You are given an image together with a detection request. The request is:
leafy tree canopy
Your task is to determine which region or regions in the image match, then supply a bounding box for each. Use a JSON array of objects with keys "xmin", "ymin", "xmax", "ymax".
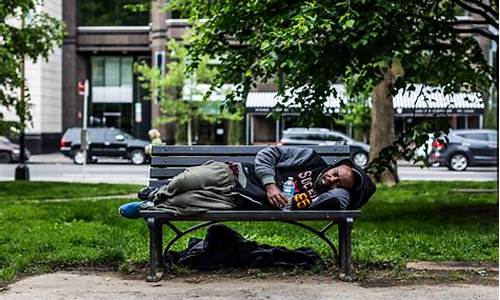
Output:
[
  {"xmin": 168, "ymin": 0, "xmax": 493, "ymax": 122},
  {"xmin": 0, "ymin": 0, "xmax": 64, "ymax": 134}
]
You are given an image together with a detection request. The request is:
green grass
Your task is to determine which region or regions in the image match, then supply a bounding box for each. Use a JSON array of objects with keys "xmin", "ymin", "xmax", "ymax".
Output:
[
  {"xmin": 0, "ymin": 180, "xmax": 497, "ymax": 285},
  {"xmin": 0, "ymin": 181, "xmax": 140, "ymax": 201}
]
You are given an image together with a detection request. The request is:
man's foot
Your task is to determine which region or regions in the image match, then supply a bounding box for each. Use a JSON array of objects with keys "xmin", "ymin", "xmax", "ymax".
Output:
[
  {"xmin": 119, "ymin": 201, "xmax": 153, "ymax": 219},
  {"xmin": 138, "ymin": 186, "xmax": 159, "ymax": 201}
]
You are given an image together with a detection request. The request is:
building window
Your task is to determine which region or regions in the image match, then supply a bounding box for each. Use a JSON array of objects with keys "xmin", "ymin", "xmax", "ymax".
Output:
[
  {"xmin": 91, "ymin": 56, "xmax": 133, "ymax": 103},
  {"xmin": 78, "ymin": 0, "xmax": 149, "ymax": 26}
]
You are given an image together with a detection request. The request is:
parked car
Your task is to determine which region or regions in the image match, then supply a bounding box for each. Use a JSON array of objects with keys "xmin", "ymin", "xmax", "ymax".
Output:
[
  {"xmin": 429, "ymin": 129, "xmax": 498, "ymax": 171},
  {"xmin": 279, "ymin": 127, "xmax": 370, "ymax": 167},
  {"xmin": 0, "ymin": 136, "xmax": 30, "ymax": 163},
  {"xmin": 60, "ymin": 128, "xmax": 150, "ymax": 165}
]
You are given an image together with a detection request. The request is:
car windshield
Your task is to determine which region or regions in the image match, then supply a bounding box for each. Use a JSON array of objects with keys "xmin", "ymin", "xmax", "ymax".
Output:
[{"xmin": 0, "ymin": 136, "xmax": 10, "ymax": 144}]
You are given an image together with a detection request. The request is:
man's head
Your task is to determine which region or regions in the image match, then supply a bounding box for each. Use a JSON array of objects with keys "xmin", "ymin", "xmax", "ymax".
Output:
[{"xmin": 320, "ymin": 165, "xmax": 355, "ymax": 189}]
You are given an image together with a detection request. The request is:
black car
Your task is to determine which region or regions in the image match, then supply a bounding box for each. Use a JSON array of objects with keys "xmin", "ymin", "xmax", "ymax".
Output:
[
  {"xmin": 278, "ymin": 127, "xmax": 370, "ymax": 167},
  {"xmin": 429, "ymin": 129, "xmax": 498, "ymax": 171},
  {"xmin": 60, "ymin": 128, "xmax": 150, "ymax": 165}
]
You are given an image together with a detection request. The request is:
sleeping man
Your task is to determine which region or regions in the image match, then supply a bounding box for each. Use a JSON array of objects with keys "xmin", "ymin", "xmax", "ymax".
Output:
[{"xmin": 119, "ymin": 146, "xmax": 376, "ymax": 217}]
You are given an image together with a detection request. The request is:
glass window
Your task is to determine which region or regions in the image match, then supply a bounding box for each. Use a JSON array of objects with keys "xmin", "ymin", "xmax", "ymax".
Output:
[
  {"xmin": 78, "ymin": 0, "xmax": 149, "ymax": 26},
  {"xmin": 88, "ymin": 129, "xmax": 106, "ymax": 142},
  {"xmin": 105, "ymin": 57, "xmax": 121, "ymax": 87},
  {"xmin": 326, "ymin": 134, "xmax": 345, "ymax": 142},
  {"xmin": 91, "ymin": 57, "xmax": 105, "ymax": 87},
  {"xmin": 92, "ymin": 56, "xmax": 133, "ymax": 87},
  {"xmin": 458, "ymin": 133, "xmax": 489, "ymax": 141},
  {"xmin": 488, "ymin": 133, "xmax": 497, "ymax": 143},
  {"xmin": 120, "ymin": 57, "xmax": 133, "ymax": 86}
]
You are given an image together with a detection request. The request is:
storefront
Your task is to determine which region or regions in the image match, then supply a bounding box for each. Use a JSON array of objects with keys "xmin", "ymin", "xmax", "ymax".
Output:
[{"xmin": 245, "ymin": 85, "xmax": 484, "ymax": 144}]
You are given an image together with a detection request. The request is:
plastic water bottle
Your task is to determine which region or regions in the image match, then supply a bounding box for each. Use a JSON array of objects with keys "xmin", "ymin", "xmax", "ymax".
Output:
[{"xmin": 282, "ymin": 177, "xmax": 295, "ymax": 211}]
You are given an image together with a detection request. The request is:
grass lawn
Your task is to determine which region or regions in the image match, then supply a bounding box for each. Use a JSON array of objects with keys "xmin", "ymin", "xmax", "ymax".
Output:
[{"xmin": 0, "ymin": 180, "xmax": 497, "ymax": 285}]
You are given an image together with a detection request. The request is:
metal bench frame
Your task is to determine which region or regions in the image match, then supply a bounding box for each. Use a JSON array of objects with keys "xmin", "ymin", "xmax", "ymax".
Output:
[{"xmin": 139, "ymin": 145, "xmax": 360, "ymax": 282}]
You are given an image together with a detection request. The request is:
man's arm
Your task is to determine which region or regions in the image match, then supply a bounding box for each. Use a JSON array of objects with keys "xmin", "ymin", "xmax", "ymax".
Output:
[
  {"xmin": 254, "ymin": 146, "xmax": 317, "ymax": 186},
  {"xmin": 254, "ymin": 146, "xmax": 318, "ymax": 208}
]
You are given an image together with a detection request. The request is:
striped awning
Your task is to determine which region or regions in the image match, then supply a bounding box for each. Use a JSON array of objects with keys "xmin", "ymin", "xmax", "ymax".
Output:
[{"xmin": 246, "ymin": 84, "xmax": 484, "ymax": 115}]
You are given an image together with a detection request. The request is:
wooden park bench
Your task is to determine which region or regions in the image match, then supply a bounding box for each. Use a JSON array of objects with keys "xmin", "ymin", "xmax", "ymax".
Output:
[{"xmin": 139, "ymin": 145, "xmax": 361, "ymax": 282}]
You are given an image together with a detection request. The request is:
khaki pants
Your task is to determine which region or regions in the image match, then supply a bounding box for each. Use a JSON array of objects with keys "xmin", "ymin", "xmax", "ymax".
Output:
[{"xmin": 154, "ymin": 161, "xmax": 238, "ymax": 215}]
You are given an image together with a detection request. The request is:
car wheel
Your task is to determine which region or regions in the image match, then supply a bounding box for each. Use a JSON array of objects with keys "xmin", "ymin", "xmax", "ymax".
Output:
[
  {"xmin": 72, "ymin": 150, "xmax": 86, "ymax": 165},
  {"xmin": 130, "ymin": 149, "xmax": 146, "ymax": 165},
  {"xmin": 0, "ymin": 152, "xmax": 11, "ymax": 163},
  {"xmin": 448, "ymin": 153, "xmax": 468, "ymax": 171},
  {"xmin": 352, "ymin": 151, "xmax": 369, "ymax": 167}
]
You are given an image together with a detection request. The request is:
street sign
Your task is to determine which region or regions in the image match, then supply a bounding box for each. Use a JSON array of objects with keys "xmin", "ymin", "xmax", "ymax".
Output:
[{"xmin": 78, "ymin": 80, "xmax": 89, "ymax": 96}]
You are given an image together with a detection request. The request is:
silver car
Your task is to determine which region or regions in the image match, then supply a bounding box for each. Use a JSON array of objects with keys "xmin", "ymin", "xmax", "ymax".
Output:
[
  {"xmin": 279, "ymin": 128, "xmax": 370, "ymax": 167},
  {"xmin": 0, "ymin": 136, "xmax": 31, "ymax": 163}
]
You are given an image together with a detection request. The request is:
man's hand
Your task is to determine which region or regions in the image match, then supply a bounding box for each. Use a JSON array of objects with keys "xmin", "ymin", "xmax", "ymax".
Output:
[{"xmin": 265, "ymin": 183, "xmax": 288, "ymax": 209}]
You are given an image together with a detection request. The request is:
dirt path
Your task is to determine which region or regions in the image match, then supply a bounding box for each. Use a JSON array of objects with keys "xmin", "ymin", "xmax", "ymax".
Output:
[{"xmin": 0, "ymin": 272, "xmax": 497, "ymax": 300}]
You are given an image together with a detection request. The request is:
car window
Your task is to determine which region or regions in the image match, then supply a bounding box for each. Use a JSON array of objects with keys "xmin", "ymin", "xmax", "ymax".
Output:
[
  {"xmin": 326, "ymin": 134, "xmax": 345, "ymax": 142},
  {"xmin": 456, "ymin": 133, "xmax": 489, "ymax": 141},
  {"xmin": 63, "ymin": 129, "xmax": 80, "ymax": 141},
  {"xmin": 0, "ymin": 136, "xmax": 10, "ymax": 144},
  {"xmin": 283, "ymin": 133, "xmax": 312, "ymax": 141},
  {"xmin": 488, "ymin": 133, "xmax": 497, "ymax": 143},
  {"xmin": 105, "ymin": 129, "xmax": 129, "ymax": 141},
  {"xmin": 88, "ymin": 129, "xmax": 106, "ymax": 142}
]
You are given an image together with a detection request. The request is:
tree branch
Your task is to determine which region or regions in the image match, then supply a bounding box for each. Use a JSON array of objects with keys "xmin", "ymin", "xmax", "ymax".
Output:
[
  {"xmin": 453, "ymin": 0, "xmax": 498, "ymax": 27},
  {"xmin": 453, "ymin": 27, "xmax": 499, "ymax": 42}
]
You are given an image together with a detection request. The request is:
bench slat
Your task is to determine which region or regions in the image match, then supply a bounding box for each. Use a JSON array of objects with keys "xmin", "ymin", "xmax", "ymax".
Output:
[
  {"xmin": 152, "ymin": 145, "xmax": 350, "ymax": 156},
  {"xmin": 151, "ymin": 155, "xmax": 349, "ymax": 167},
  {"xmin": 139, "ymin": 210, "xmax": 360, "ymax": 221},
  {"xmin": 151, "ymin": 156, "xmax": 256, "ymax": 167},
  {"xmin": 149, "ymin": 156, "xmax": 347, "ymax": 179}
]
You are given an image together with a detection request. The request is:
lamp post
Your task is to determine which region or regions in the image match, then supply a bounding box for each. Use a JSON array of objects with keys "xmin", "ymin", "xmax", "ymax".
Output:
[{"xmin": 15, "ymin": 16, "xmax": 29, "ymax": 181}]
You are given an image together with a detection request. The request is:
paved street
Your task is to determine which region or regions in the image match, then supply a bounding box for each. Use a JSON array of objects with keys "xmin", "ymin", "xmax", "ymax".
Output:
[{"xmin": 0, "ymin": 154, "xmax": 497, "ymax": 184}]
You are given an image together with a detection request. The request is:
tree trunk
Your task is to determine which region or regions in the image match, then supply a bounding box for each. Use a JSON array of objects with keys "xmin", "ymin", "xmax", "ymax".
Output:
[{"xmin": 369, "ymin": 70, "xmax": 399, "ymax": 185}]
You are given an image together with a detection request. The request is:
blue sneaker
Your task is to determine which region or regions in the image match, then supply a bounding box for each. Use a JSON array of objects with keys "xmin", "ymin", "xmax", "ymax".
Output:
[{"xmin": 119, "ymin": 201, "xmax": 147, "ymax": 219}]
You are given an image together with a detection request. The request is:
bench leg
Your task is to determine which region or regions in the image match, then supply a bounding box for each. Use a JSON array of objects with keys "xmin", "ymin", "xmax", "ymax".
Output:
[
  {"xmin": 338, "ymin": 218, "xmax": 354, "ymax": 281},
  {"xmin": 147, "ymin": 218, "xmax": 164, "ymax": 282}
]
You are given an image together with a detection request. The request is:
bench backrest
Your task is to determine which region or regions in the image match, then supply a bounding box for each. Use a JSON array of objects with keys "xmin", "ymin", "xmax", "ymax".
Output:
[{"xmin": 149, "ymin": 145, "xmax": 350, "ymax": 188}]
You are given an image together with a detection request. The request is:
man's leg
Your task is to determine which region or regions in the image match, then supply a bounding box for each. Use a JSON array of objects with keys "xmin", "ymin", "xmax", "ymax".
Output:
[{"xmin": 153, "ymin": 161, "xmax": 238, "ymax": 213}]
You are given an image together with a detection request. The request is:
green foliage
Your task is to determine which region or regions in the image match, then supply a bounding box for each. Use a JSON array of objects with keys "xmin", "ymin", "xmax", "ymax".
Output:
[
  {"xmin": 135, "ymin": 38, "xmax": 243, "ymax": 144},
  {"xmin": 0, "ymin": 181, "xmax": 497, "ymax": 285},
  {"xmin": 336, "ymin": 99, "xmax": 371, "ymax": 139},
  {"xmin": 228, "ymin": 119, "xmax": 244, "ymax": 145},
  {"xmin": 168, "ymin": 0, "xmax": 492, "ymax": 114},
  {"xmin": 166, "ymin": 0, "xmax": 494, "ymax": 172},
  {"xmin": 0, "ymin": 0, "xmax": 64, "ymax": 131}
]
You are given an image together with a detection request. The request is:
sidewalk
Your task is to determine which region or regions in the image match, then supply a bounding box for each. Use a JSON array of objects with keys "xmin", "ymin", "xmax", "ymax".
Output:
[{"xmin": 0, "ymin": 272, "xmax": 497, "ymax": 300}]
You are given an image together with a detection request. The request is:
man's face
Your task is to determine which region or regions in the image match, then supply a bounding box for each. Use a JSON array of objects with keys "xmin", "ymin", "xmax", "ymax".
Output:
[{"xmin": 321, "ymin": 165, "xmax": 355, "ymax": 189}]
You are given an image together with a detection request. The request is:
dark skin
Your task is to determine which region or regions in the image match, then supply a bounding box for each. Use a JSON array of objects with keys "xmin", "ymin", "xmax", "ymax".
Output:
[{"xmin": 265, "ymin": 165, "xmax": 355, "ymax": 209}]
